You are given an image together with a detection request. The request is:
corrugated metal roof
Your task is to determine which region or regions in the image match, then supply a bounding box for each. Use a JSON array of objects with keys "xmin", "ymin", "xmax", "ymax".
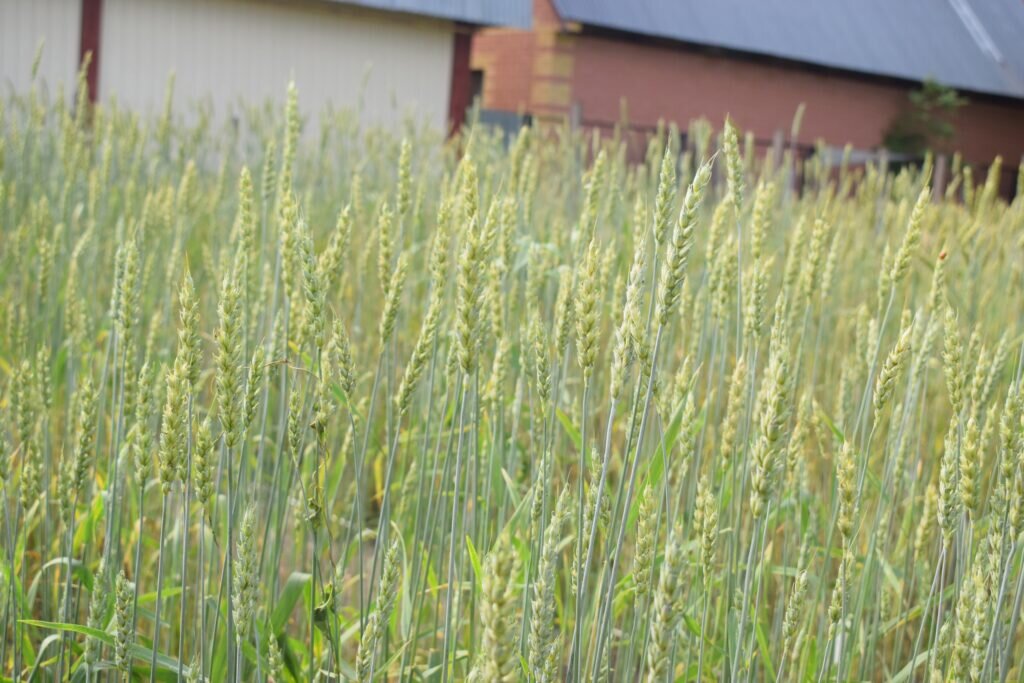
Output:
[
  {"xmin": 551, "ymin": 0, "xmax": 1024, "ymax": 99},
  {"xmin": 338, "ymin": 0, "xmax": 531, "ymax": 28}
]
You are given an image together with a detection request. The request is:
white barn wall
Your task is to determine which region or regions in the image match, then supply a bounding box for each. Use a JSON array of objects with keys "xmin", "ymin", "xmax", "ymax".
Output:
[
  {"xmin": 99, "ymin": 0, "xmax": 455, "ymax": 129},
  {"xmin": 1, "ymin": 0, "xmax": 83, "ymax": 99}
]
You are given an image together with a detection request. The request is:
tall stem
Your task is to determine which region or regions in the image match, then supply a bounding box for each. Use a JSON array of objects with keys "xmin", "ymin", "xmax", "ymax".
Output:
[
  {"xmin": 567, "ymin": 378, "xmax": 591, "ymax": 681},
  {"xmin": 177, "ymin": 397, "xmax": 194, "ymax": 680},
  {"xmin": 149, "ymin": 496, "xmax": 170, "ymax": 683},
  {"xmin": 440, "ymin": 381, "xmax": 469, "ymax": 683}
]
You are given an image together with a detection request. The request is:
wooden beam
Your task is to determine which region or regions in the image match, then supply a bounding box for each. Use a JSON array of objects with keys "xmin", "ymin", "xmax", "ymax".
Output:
[
  {"xmin": 79, "ymin": 0, "xmax": 103, "ymax": 103},
  {"xmin": 448, "ymin": 24, "xmax": 473, "ymax": 135}
]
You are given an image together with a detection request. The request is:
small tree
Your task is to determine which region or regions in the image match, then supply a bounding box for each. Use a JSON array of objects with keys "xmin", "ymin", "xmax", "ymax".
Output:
[{"xmin": 884, "ymin": 79, "xmax": 967, "ymax": 156}]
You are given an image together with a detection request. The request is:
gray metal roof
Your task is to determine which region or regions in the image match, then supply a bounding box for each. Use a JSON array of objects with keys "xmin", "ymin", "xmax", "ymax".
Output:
[
  {"xmin": 338, "ymin": 0, "xmax": 531, "ymax": 28},
  {"xmin": 551, "ymin": 0, "xmax": 1024, "ymax": 99}
]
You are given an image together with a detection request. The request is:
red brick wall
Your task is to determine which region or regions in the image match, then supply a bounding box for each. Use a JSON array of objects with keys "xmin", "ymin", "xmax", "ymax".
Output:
[
  {"xmin": 571, "ymin": 34, "xmax": 1024, "ymax": 166},
  {"xmin": 474, "ymin": 14, "xmax": 1024, "ymax": 169},
  {"xmin": 472, "ymin": 29, "xmax": 535, "ymax": 112},
  {"xmin": 472, "ymin": 0, "xmax": 574, "ymax": 119}
]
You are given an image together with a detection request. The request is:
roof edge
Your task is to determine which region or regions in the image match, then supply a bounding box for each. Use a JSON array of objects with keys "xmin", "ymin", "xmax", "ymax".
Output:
[{"xmin": 333, "ymin": 0, "xmax": 532, "ymax": 29}]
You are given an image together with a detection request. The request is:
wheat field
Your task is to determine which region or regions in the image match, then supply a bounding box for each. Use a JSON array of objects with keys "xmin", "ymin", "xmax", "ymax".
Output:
[{"xmin": 2, "ymin": 69, "xmax": 1024, "ymax": 683}]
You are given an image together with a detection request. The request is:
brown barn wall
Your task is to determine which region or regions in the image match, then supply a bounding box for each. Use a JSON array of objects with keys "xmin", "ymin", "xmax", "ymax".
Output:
[
  {"xmin": 448, "ymin": 26, "xmax": 473, "ymax": 134},
  {"xmin": 571, "ymin": 34, "xmax": 1024, "ymax": 166},
  {"xmin": 473, "ymin": 18, "xmax": 1024, "ymax": 169}
]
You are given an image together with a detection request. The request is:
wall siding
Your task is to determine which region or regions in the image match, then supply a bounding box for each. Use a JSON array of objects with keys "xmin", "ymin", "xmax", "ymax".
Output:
[
  {"xmin": 1, "ymin": 0, "xmax": 83, "ymax": 99},
  {"xmin": 570, "ymin": 34, "xmax": 1024, "ymax": 165},
  {"xmin": 475, "ymin": 11, "xmax": 1024, "ymax": 168},
  {"xmin": 99, "ymin": 0, "xmax": 455, "ymax": 129}
]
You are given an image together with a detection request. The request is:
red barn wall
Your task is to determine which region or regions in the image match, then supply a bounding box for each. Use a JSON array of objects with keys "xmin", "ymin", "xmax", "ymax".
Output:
[
  {"xmin": 571, "ymin": 34, "xmax": 1024, "ymax": 166},
  {"xmin": 473, "ymin": 16, "xmax": 1024, "ymax": 169}
]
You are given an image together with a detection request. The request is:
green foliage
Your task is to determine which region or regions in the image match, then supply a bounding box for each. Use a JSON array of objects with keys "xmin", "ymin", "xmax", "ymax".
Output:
[{"xmin": 884, "ymin": 79, "xmax": 968, "ymax": 155}]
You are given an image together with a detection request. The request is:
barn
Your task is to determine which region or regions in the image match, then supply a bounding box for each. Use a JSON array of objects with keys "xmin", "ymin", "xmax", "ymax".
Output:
[
  {"xmin": 1, "ymin": 0, "xmax": 530, "ymax": 132},
  {"xmin": 473, "ymin": 0, "xmax": 1024, "ymax": 187}
]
